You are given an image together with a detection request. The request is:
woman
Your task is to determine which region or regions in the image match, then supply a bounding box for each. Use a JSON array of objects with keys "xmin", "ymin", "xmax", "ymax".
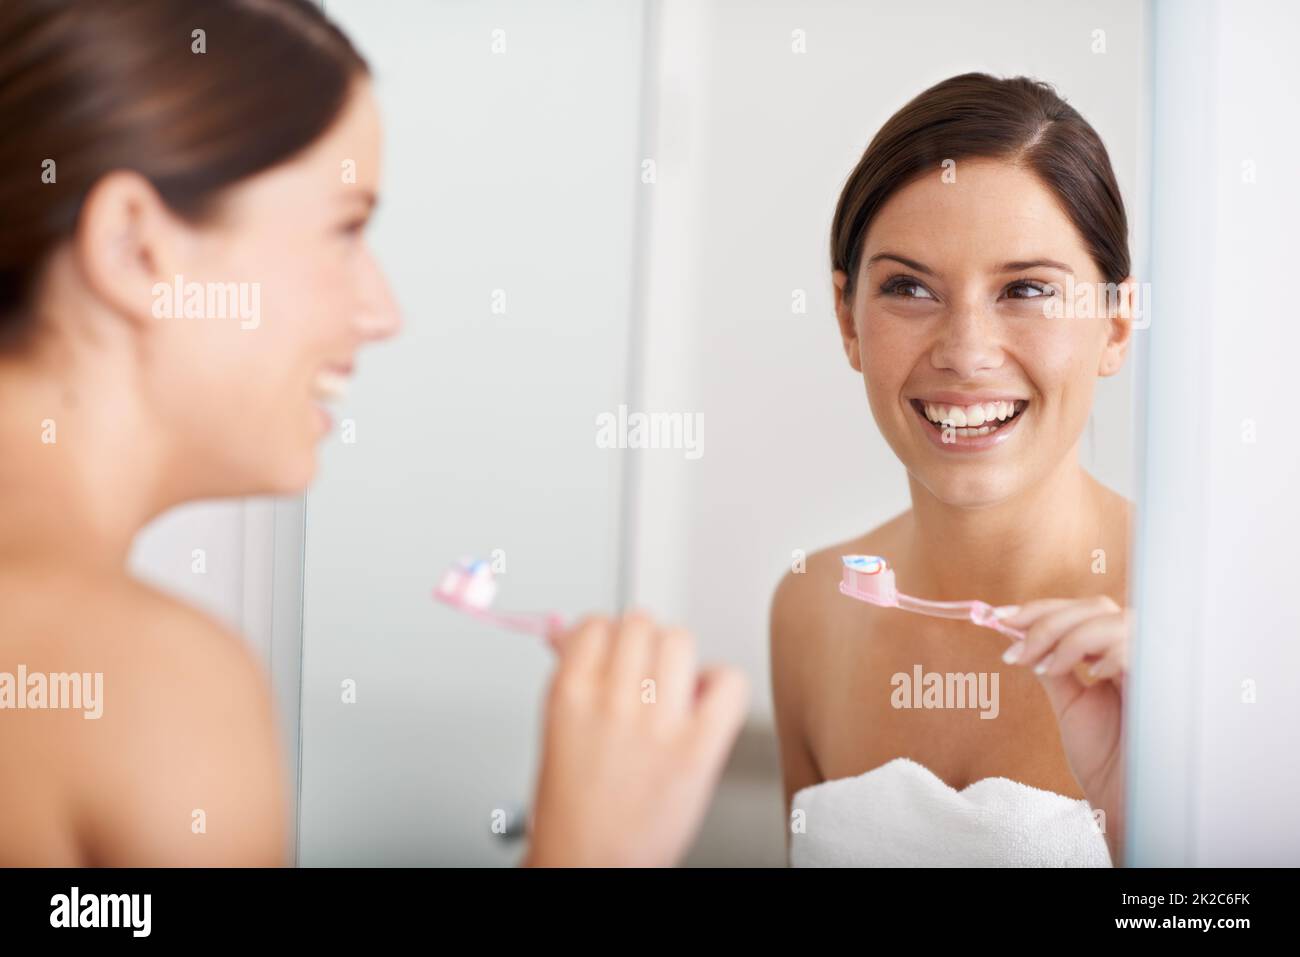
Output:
[
  {"xmin": 0, "ymin": 0, "xmax": 746, "ymax": 866},
  {"xmin": 771, "ymin": 73, "xmax": 1134, "ymax": 866}
]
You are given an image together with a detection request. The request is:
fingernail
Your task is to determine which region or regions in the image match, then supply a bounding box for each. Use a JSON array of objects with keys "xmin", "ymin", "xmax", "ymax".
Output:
[
  {"xmin": 1002, "ymin": 644, "xmax": 1022, "ymax": 664},
  {"xmin": 993, "ymin": 605, "xmax": 1021, "ymax": 620},
  {"xmin": 1034, "ymin": 653, "xmax": 1055, "ymax": 675}
]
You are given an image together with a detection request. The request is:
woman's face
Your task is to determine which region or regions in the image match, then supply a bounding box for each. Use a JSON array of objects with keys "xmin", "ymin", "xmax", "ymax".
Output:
[
  {"xmin": 138, "ymin": 78, "xmax": 400, "ymax": 496},
  {"xmin": 833, "ymin": 159, "xmax": 1132, "ymax": 507}
]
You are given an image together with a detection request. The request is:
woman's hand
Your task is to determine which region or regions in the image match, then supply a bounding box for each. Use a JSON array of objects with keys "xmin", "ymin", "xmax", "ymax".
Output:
[
  {"xmin": 522, "ymin": 612, "xmax": 749, "ymax": 867},
  {"xmin": 995, "ymin": 595, "xmax": 1132, "ymax": 864}
]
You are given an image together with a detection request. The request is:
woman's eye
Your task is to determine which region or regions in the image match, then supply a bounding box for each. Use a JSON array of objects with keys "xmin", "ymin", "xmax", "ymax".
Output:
[
  {"xmin": 338, "ymin": 220, "xmax": 367, "ymax": 237},
  {"xmin": 1005, "ymin": 281, "xmax": 1054, "ymax": 300},
  {"xmin": 882, "ymin": 277, "xmax": 934, "ymax": 299}
]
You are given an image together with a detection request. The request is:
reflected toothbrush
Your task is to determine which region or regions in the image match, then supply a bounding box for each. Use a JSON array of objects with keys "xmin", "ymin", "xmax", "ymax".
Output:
[
  {"xmin": 838, "ymin": 555, "xmax": 1026, "ymax": 641},
  {"xmin": 432, "ymin": 558, "xmax": 566, "ymax": 645}
]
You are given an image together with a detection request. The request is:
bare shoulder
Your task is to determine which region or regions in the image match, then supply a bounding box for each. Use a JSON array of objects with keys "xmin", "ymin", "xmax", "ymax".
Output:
[
  {"xmin": 768, "ymin": 512, "xmax": 910, "ymax": 806},
  {"xmin": 770, "ymin": 511, "xmax": 910, "ymax": 659},
  {"xmin": 0, "ymin": 560, "xmax": 272, "ymax": 708},
  {"xmin": 0, "ymin": 561, "xmax": 287, "ymax": 865}
]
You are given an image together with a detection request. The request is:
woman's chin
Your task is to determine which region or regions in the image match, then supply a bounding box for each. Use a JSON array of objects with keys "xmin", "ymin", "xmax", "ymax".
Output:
[
  {"xmin": 283, "ymin": 457, "xmax": 319, "ymax": 495},
  {"xmin": 909, "ymin": 465, "xmax": 1022, "ymax": 509},
  {"xmin": 256, "ymin": 446, "xmax": 319, "ymax": 497}
]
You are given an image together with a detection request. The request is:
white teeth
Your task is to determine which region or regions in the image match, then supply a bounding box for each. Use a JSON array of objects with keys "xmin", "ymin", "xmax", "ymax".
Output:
[
  {"xmin": 921, "ymin": 400, "xmax": 1024, "ymax": 428},
  {"xmin": 314, "ymin": 370, "xmax": 351, "ymax": 403}
]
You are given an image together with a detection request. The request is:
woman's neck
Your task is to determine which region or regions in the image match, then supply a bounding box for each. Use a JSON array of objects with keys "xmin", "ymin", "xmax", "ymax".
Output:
[
  {"xmin": 901, "ymin": 455, "xmax": 1121, "ymax": 607},
  {"xmin": 0, "ymin": 352, "xmax": 171, "ymax": 572}
]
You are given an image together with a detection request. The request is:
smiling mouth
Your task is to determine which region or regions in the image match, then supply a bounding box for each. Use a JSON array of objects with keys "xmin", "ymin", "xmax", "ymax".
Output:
[
  {"xmin": 312, "ymin": 367, "xmax": 352, "ymax": 404},
  {"xmin": 908, "ymin": 398, "xmax": 1029, "ymax": 439}
]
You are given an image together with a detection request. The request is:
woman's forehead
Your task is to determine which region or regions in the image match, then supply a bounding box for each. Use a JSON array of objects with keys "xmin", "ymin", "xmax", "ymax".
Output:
[{"xmin": 862, "ymin": 163, "xmax": 1089, "ymax": 273}]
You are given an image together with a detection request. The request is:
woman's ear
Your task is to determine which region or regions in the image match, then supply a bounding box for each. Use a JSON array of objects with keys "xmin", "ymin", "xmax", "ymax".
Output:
[
  {"xmin": 1098, "ymin": 274, "xmax": 1137, "ymax": 377},
  {"xmin": 74, "ymin": 170, "xmax": 181, "ymax": 334},
  {"xmin": 832, "ymin": 269, "xmax": 863, "ymax": 372}
]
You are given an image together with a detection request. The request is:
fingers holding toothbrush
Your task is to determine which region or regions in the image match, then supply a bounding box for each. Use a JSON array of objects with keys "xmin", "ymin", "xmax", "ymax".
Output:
[
  {"xmin": 432, "ymin": 563, "xmax": 748, "ymax": 864},
  {"xmin": 997, "ymin": 595, "xmax": 1132, "ymax": 686},
  {"xmin": 524, "ymin": 612, "xmax": 749, "ymax": 867}
]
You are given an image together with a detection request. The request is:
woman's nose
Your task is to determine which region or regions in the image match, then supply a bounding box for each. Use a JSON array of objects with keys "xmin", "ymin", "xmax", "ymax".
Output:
[
  {"xmin": 928, "ymin": 303, "xmax": 1004, "ymax": 378},
  {"xmin": 356, "ymin": 301, "xmax": 402, "ymax": 341},
  {"xmin": 355, "ymin": 263, "xmax": 403, "ymax": 341}
]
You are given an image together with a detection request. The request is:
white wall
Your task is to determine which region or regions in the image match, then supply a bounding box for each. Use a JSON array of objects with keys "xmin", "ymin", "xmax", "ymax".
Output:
[
  {"xmin": 630, "ymin": 0, "xmax": 1147, "ymax": 725},
  {"xmin": 129, "ymin": 500, "xmax": 272, "ymax": 658}
]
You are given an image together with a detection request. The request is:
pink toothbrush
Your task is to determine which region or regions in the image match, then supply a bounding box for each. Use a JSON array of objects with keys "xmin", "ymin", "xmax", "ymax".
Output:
[
  {"xmin": 433, "ymin": 558, "xmax": 566, "ymax": 645},
  {"xmin": 839, "ymin": 555, "xmax": 1025, "ymax": 640}
]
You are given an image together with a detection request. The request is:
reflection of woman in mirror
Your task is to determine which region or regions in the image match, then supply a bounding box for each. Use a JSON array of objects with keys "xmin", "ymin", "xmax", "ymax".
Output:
[
  {"xmin": 0, "ymin": 0, "xmax": 745, "ymax": 865},
  {"xmin": 771, "ymin": 73, "xmax": 1135, "ymax": 866}
]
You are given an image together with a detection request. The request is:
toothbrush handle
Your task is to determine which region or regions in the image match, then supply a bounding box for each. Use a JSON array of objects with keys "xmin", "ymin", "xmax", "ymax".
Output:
[
  {"xmin": 897, "ymin": 593, "xmax": 976, "ymax": 620},
  {"xmin": 897, "ymin": 594, "xmax": 1026, "ymax": 641},
  {"xmin": 432, "ymin": 591, "xmax": 566, "ymax": 644},
  {"xmin": 968, "ymin": 601, "xmax": 1026, "ymax": 641},
  {"xmin": 469, "ymin": 607, "xmax": 565, "ymax": 640}
]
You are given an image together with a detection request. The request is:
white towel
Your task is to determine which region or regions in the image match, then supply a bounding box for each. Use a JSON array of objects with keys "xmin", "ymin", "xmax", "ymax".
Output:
[{"xmin": 790, "ymin": 757, "xmax": 1112, "ymax": 867}]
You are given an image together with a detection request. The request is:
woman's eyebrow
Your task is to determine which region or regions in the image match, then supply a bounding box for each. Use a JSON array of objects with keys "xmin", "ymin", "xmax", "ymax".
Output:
[
  {"xmin": 998, "ymin": 258, "xmax": 1074, "ymax": 274},
  {"xmin": 864, "ymin": 253, "xmax": 1076, "ymax": 276},
  {"xmin": 865, "ymin": 252, "xmax": 935, "ymax": 275}
]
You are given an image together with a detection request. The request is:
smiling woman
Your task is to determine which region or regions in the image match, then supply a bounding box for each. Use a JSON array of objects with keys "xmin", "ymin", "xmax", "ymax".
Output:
[
  {"xmin": 0, "ymin": 0, "xmax": 390, "ymax": 866},
  {"xmin": 771, "ymin": 72, "xmax": 1137, "ymax": 867}
]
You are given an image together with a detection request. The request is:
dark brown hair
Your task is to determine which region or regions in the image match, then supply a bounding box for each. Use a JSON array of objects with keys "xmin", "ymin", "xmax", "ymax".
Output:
[
  {"xmin": 0, "ymin": 0, "xmax": 369, "ymax": 345},
  {"xmin": 831, "ymin": 72, "xmax": 1130, "ymax": 300}
]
